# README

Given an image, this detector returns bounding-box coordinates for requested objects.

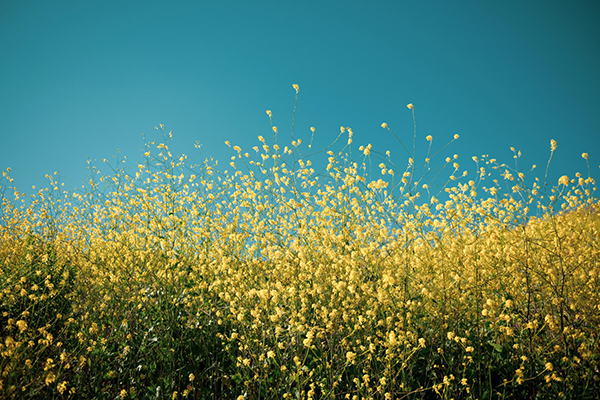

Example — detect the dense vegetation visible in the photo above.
[2,89,599,399]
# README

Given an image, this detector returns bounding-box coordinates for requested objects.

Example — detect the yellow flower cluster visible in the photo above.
[0,97,598,399]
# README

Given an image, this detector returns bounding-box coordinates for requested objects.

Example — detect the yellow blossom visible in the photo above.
[407,103,414,109]
[16,320,27,333]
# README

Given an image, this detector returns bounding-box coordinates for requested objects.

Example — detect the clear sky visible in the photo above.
[1,0,599,200]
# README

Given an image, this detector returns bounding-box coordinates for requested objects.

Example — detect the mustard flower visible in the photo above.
[381,122,388,128]
[16,320,27,333]
[407,103,414,109]
[266,110,272,117]
[57,381,67,394]
[292,83,299,93]
[559,175,570,186]
[582,152,589,160]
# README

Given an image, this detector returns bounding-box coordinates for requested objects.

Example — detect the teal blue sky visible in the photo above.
[1,0,599,199]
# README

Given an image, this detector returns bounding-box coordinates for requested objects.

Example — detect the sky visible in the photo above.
[1,0,599,203]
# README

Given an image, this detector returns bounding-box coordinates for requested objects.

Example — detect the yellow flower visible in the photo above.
[454,134,460,140]
[16,320,27,333]
[120,389,128,399]
[272,126,278,133]
[266,110,272,117]
[189,373,195,382]
[310,126,315,132]
[582,152,589,160]
[381,122,388,129]
[292,83,299,93]
[57,381,68,394]
[550,139,557,152]
[45,372,56,386]
[407,103,414,109]
[559,175,570,186]
[346,351,357,363]
[426,135,432,141]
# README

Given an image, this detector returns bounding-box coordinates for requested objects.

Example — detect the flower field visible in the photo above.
[1,92,599,399]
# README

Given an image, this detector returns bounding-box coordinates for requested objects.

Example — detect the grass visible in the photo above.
[1,87,599,399]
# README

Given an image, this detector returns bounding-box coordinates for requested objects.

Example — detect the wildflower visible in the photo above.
[559,175,570,186]
[582,152,589,160]
[381,122,388,129]
[267,350,275,359]
[310,126,315,132]
[551,139,557,152]
[426,135,432,141]
[57,381,67,394]
[16,320,27,333]
[273,126,278,133]
[292,83,299,93]
[120,389,128,399]
[266,110,272,117]
[454,134,460,140]
[346,351,357,363]
[45,372,56,386]
[407,103,414,109]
